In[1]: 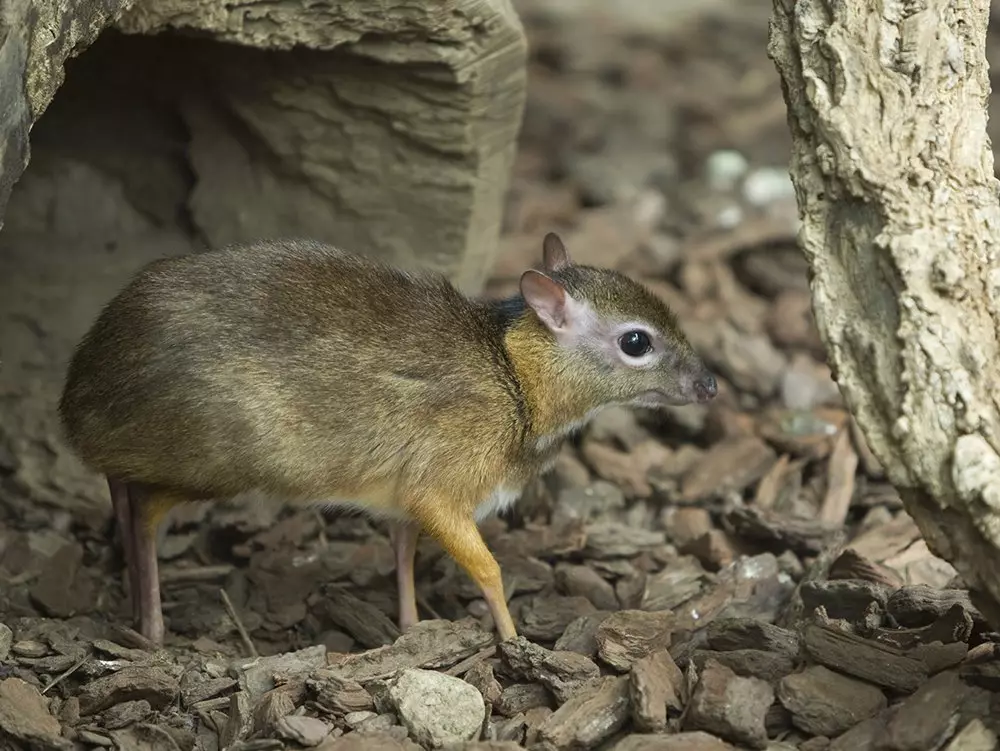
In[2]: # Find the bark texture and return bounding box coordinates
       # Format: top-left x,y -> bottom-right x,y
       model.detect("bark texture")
0,0 -> 527,293
769,0 -> 1000,623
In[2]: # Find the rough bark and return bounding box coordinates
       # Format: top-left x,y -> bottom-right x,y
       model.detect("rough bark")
768,0 -> 1000,623
0,0 -> 527,293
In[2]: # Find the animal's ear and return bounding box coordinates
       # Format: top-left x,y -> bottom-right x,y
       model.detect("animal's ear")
542,232 -> 571,273
520,269 -> 570,331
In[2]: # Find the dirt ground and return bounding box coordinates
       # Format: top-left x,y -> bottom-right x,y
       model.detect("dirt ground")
2,1 -> 1000,750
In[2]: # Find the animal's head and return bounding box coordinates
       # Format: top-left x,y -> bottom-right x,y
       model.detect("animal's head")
520,232 -> 717,410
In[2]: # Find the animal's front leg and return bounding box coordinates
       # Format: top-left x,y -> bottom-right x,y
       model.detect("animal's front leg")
409,500 -> 516,641
389,521 -> 421,631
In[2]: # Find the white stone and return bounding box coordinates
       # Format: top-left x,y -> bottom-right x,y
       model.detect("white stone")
706,150 -> 749,191
743,167 -> 796,207
389,668 -> 486,748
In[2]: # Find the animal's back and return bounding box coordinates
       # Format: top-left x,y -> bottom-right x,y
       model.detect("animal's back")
60,239 -> 525,506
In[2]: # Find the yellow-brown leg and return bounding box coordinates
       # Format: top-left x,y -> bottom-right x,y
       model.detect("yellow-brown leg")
390,521 -> 421,631
410,504 -> 516,641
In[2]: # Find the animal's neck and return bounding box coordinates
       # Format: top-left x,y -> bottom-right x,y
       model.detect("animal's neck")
502,311 -> 604,444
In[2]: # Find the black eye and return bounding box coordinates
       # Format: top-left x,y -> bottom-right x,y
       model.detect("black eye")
619,330 -> 651,357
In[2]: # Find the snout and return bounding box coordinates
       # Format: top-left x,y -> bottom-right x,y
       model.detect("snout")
689,369 -> 718,403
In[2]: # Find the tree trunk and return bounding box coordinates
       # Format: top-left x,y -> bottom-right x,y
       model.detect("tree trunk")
768,0 -> 1000,624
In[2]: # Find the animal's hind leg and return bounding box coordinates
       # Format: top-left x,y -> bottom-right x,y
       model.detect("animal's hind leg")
389,521 -> 420,631
126,485 -> 182,645
108,477 -> 140,624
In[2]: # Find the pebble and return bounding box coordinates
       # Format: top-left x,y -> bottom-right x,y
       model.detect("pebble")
705,150 -> 749,192
356,713 -> 399,734
389,668 -> 486,747
344,710 -> 378,729
742,167 -> 795,208
714,204 -> 744,229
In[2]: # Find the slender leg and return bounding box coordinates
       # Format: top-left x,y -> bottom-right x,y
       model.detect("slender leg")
108,477 -> 141,624
389,521 -> 421,631
128,484 -> 168,645
412,506 -> 516,641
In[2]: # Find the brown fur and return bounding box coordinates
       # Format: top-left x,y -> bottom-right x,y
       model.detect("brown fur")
59,235 -> 711,640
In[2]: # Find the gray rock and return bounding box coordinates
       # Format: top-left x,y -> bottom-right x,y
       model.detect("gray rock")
389,668 -> 486,748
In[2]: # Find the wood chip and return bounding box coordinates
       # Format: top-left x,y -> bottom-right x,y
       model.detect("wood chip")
799,579 -> 889,623
535,675 -> 631,750
691,649 -> 796,683
495,683 -> 553,718
520,596 -> 597,642
884,670 -> 987,751
683,659 -> 773,749
553,612 -> 613,658
725,506 -> 841,557
848,512 -> 921,563
705,618 -> 800,657
77,667 -> 179,716
328,620 -> 493,683
887,585 -> 984,630
498,637 -> 601,705
755,408 -> 847,461
828,549 -> 904,589
308,672 -> 375,715
681,437 -> 777,502
801,623 -> 927,693
595,610 -> 676,672
463,661 -> 502,707
819,428 -> 858,525
555,564 -> 619,611
630,650 -> 685,733
777,665 -> 887,736
317,587 -> 400,649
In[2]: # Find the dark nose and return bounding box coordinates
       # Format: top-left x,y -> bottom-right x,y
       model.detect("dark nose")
693,371 -> 718,402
